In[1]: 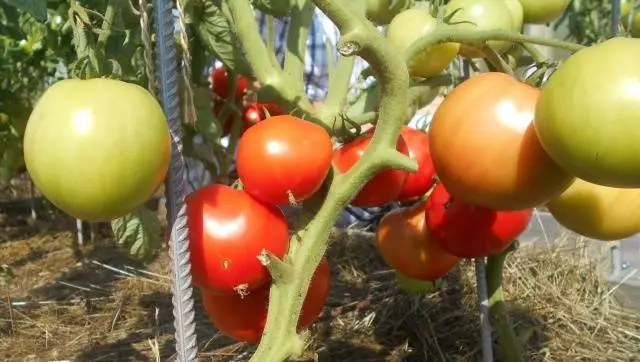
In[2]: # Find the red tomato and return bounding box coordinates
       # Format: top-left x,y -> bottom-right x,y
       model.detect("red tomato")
425,183 -> 532,258
333,129 -> 410,208
396,127 -> 436,202
236,115 -> 334,206
429,72 -> 573,210
244,104 -> 263,127
377,201 -> 460,281
201,257 -> 331,344
211,67 -> 249,101
186,184 -> 290,294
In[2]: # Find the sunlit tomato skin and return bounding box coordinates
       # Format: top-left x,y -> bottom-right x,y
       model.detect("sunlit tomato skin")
445,0 -> 522,58
386,8 -> 460,78
396,127 -> 436,202
237,115 -> 333,206
425,183 -> 533,258
211,67 -> 249,101
186,184 -> 290,294
333,129 -> 410,208
201,257 -> 330,344
535,38 -> 640,188
377,201 -> 460,281
23,78 -> 170,221
547,178 -> 640,241
429,72 -> 574,211
518,0 -> 571,24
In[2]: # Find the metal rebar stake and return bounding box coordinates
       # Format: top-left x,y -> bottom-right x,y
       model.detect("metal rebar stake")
475,258 -> 494,362
154,0 -> 198,360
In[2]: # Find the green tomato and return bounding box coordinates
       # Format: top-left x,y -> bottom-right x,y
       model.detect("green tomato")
365,0 -> 410,25
534,37 -> 640,188
387,8 -> 460,78
23,78 -> 171,221
632,12 -> 640,38
518,0 -> 571,24
445,0 -> 521,58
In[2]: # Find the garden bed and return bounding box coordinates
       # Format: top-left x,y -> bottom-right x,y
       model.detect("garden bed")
1,208 -> 639,361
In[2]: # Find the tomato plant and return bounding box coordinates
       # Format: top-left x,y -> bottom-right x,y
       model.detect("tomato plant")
534,37 -> 640,188
186,184 -> 290,294
211,67 -> 249,101
428,72 -> 573,210
518,0 -> 571,24
425,183 -> 533,258
201,257 -> 330,344
236,115 -> 334,205
386,8 -> 460,79
333,128 -> 410,208
396,127 -> 436,202
377,201 -> 460,281
22,78 -> 171,221
547,178 -> 640,241
445,0 -> 523,58
365,0 -> 410,25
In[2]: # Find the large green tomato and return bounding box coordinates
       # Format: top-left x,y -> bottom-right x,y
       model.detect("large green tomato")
445,0 -> 522,58
365,0 -> 410,25
518,0 -> 571,24
534,37 -> 640,188
387,8 -> 460,78
23,78 -> 171,221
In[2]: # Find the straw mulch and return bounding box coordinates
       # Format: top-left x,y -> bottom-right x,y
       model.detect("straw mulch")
1,206 -> 639,361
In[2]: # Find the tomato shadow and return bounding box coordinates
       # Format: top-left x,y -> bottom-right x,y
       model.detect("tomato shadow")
319,229 -> 551,361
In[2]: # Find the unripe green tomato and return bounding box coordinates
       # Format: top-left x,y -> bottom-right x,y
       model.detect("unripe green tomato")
445,0 -> 522,58
23,78 -> 171,221
534,37 -> 640,188
518,0 -> 571,24
386,8 -> 460,78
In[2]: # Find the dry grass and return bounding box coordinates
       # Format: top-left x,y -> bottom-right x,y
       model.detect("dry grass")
2,206 -> 640,361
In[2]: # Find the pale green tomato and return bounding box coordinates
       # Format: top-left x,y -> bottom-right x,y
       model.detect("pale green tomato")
23,78 -> 171,221
387,8 -> 460,78
445,0 -> 520,58
534,37 -> 640,188
518,0 -> 571,24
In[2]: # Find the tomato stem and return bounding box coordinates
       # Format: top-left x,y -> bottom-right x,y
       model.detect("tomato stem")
97,0 -> 116,47
480,45 -> 514,76
486,241 -> 524,362
405,28 -> 586,66
284,0 -> 315,95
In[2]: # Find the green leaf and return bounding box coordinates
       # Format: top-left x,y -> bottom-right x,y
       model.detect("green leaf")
190,0 -> 252,76
3,0 -> 48,22
111,206 -> 163,261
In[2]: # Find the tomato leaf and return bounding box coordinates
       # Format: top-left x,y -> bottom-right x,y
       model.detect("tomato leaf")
111,206 -> 163,261
188,0 -> 252,76
2,0 -> 47,22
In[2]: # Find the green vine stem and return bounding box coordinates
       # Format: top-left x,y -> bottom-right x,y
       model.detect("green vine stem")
226,0 -> 323,127
283,0 -> 314,95
405,28 -> 586,65
96,0 -> 116,47
242,0 -> 416,360
486,241 -> 523,362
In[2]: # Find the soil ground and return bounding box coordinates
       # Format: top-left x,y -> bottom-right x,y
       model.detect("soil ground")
2,180 -> 640,361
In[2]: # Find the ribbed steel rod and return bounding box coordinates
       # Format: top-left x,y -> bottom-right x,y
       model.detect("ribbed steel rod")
153,0 -> 198,360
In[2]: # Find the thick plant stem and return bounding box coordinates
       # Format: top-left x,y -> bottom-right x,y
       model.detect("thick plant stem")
486,242 -> 524,362
226,0 -> 323,126
97,0 -> 116,46
247,0 -> 415,361
284,0 -> 314,93
405,28 -> 585,65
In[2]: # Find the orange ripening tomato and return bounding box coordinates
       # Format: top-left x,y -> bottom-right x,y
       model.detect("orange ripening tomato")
377,201 -> 460,281
236,115 -> 334,206
201,257 -> 331,344
428,72 -> 574,210
396,126 -> 436,202
333,128 -> 410,208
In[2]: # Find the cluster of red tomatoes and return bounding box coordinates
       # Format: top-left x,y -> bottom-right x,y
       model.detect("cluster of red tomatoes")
210,68 -> 285,137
